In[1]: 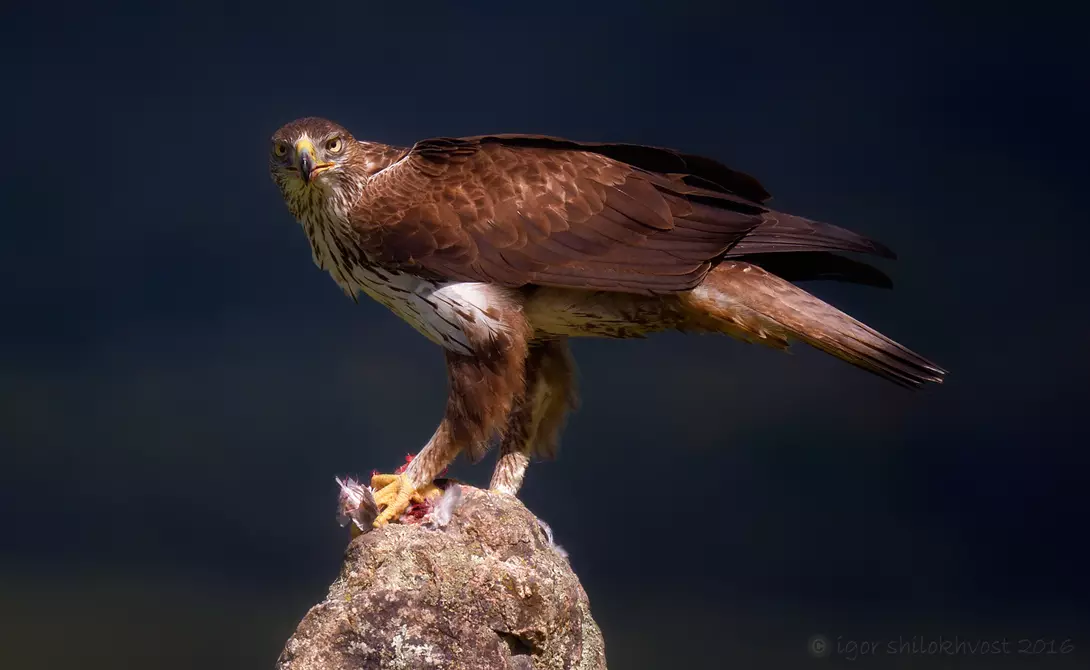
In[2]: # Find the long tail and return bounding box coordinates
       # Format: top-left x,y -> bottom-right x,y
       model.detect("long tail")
682,261 -> 946,388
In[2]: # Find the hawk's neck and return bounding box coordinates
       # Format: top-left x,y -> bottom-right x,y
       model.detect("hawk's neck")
290,142 -> 405,279
291,171 -> 441,329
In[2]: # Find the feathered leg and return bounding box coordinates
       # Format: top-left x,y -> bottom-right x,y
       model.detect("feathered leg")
490,339 -> 579,496
370,286 -> 532,527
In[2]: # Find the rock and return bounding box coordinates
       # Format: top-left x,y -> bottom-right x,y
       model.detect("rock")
276,483 -> 607,670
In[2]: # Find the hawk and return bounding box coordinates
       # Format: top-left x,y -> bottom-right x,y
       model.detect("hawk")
269,117 -> 946,527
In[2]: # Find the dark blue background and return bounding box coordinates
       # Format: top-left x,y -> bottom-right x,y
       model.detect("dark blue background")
2,2 -> 1087,667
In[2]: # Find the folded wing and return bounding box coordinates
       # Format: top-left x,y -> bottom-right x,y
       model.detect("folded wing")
352,135 -> 893,295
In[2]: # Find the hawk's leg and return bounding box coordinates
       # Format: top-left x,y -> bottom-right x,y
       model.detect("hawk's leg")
370,286 -> 532,527
490,339 -> 578,496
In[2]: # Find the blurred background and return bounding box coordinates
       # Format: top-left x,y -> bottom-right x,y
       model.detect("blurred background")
2,1 -> 1087,668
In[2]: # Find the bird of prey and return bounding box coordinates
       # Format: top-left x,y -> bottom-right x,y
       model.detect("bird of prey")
269,117 -> 946,527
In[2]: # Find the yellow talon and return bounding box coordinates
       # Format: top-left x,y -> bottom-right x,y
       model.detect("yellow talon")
370,472 -> 442,527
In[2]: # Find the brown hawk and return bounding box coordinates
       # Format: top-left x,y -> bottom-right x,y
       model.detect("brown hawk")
269,117 -> 946,528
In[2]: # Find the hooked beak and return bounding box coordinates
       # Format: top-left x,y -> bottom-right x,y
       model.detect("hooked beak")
294,139 -> 333,185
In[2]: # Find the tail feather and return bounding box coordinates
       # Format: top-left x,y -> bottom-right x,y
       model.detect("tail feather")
684,261 -> 946,388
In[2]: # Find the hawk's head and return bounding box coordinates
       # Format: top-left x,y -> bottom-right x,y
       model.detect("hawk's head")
269,117 -> 369,222
269,117 -> 357,188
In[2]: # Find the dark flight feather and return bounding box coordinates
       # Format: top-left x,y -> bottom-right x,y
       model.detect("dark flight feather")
727,213 -> 897,259
739,252 -> 894,289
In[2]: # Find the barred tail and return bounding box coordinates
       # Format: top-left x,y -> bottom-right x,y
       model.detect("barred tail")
684,262 -> 946,389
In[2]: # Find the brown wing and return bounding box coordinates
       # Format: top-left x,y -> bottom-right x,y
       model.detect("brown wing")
471,134 -> 773,203
351,137 -> 769,295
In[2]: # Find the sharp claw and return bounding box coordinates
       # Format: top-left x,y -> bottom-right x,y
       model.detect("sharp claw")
370,473 -> 414,527
368,472 -> 445,528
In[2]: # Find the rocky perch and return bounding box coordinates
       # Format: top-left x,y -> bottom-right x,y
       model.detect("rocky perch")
276,482 -> 607,670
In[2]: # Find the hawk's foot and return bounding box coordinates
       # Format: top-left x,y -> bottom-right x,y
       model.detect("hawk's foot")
370,473 -> 443,527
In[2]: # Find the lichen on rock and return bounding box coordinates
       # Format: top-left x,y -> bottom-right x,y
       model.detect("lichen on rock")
277,483 -> 606,670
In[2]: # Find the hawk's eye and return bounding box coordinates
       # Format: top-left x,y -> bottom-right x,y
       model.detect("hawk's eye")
326,137 -> 343,154
273,142 -> 288,157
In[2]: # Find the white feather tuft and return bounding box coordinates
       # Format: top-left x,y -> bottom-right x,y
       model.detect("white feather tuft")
536,518 -> 569,559
424,484 -> 464,529
336,476 -> 378,532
